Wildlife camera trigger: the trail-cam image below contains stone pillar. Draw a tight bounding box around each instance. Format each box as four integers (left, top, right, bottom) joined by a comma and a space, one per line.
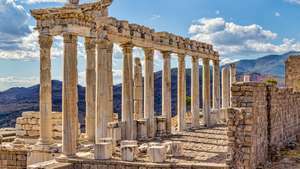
133, 57, 143, 120
121, 44, 134, 140
202, 58, 211, 127
177, 54, 186, 131
191, 56, 200, 129
96, 40, 113, 142
107, 45, 114, 123
62, 34, 78, 157
229, 63, 236, 106
144, 48, 155, 138
37, 34, 53, 145
221, 67, 230, 108
213, 60, 221, 110
85, 37, 96, 143
162, 51, 172, 134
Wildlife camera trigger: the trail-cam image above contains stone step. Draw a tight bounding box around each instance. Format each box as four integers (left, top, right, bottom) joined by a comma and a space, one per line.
2, 136, 16, 142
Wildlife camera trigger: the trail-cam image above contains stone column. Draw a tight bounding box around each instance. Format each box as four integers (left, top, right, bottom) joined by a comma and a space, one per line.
85, 37, 96, 143
96, 40, 113, 142
229, 63, 236, 106
177, 54, 186, 131
144, 48, 155, 138
107, 45, 114, 123
213, 60, 221, 110
134, 57, 143, 120
121, 44, 134, 140
202, 58, 211, 127
162, 51, 172, 134
62, 34, 78, 157
191, 56, 200, 129
37, 34, 53, 145
221, 67, 230, 108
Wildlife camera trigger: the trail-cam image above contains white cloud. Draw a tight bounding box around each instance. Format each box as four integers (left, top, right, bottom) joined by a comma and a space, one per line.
150, 14, 161, 20
275, 12, 281, 17
189, 17, 300, 59
285, 0, 300, 5
0, 76, 39, 91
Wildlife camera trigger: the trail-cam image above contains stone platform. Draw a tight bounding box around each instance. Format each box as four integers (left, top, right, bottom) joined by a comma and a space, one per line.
55, 125, 228, 169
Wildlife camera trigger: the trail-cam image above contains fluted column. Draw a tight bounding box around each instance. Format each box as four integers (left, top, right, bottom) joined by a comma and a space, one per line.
177, 54, 186, 131
121, 44, 134, 140
162, 51, 172, 134
222, 67, 230, 108
107, 44, 114, 124
144, 48, 155, 138
191, 56, 200, 129
202, 58, 211, 127
134, 57, 143, 120
213, 60, 221, 110
37, 34, 53, 145
62, 34, 78, 157
96, 40, 113, 142
85, 37, 96, 143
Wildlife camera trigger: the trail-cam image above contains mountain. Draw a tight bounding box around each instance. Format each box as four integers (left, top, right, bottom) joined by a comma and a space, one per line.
0, 51, 299, 128
234, 51, 300, 78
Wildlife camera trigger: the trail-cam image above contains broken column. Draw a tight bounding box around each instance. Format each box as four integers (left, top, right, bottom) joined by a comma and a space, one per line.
191, 56, 200, 129
121, 44, 135, 140
202, 58, 211, 127
148, 146, 166, 163
62, 33, 78, 157
37, 34, 53, 146
136, 119, 147, 140
94, 142, 112, 160
222, 67, 230, 108
162, 51, 172, 134
229, 63, 236, 106
134, 57, 143, 120
144, 48, 155, 138
177, 54, 186, 131
85, 37, 96, 143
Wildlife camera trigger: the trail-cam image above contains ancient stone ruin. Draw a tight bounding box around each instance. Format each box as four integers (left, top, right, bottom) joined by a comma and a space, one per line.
0, 1, 300, 169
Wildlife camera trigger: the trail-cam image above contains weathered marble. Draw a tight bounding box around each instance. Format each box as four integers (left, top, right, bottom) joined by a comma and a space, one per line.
148, 146, 166, 163
213, 60, 221, 110
133, 57, 143, 120
191, 56, 200, 129
94, 142, 112, 160
38, 34, 53, 146
222, 67, 230, 108
162, 51, 172, 134
62, 34, 78, 157
84, 37, 96, 143
202, 58, 211, 127
177, 54, 186, 131
144, 48, 156, 138
121, 44, 135, 140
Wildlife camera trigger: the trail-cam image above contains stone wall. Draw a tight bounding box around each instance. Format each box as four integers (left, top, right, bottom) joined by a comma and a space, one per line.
285, 56, 300, 92
268, 86, 300, 148
15, 111, 75, 141
0, 146, 27, 169
227, 82, 300, 169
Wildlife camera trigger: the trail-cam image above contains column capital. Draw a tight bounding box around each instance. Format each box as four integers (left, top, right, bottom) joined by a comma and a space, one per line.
230, 62, 236, 68
63, 34, 77, 44
121, 43, 134, 54
85, 37, 96, 49
202, 58, 210, 64
213, 59, 220, 65
143, 47, 154, 56
161, 51, 172, 59
191, 56, 199, 62
177, 53, 186, 58
39, 34, 53, 49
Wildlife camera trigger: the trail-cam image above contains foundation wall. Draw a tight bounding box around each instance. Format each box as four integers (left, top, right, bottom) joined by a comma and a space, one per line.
227, 82, 300, 169
0, 146, 27, 169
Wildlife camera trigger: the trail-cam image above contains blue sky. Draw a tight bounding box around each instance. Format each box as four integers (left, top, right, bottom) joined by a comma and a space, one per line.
1, 0, 300, 90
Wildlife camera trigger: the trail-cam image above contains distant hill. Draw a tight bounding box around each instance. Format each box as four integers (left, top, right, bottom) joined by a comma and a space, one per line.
0, 51, 299, 128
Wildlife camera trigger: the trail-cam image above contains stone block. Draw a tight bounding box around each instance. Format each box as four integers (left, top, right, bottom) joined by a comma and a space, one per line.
136, 119, 147, 140
121, 144, 138, 161
94, 142, 112, 160
148, 146, 166, 163
156, 116, 166, 137
164, 141, 183, 157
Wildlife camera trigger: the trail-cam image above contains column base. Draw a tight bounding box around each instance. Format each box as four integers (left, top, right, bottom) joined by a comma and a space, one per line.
28, 143, 61, 165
